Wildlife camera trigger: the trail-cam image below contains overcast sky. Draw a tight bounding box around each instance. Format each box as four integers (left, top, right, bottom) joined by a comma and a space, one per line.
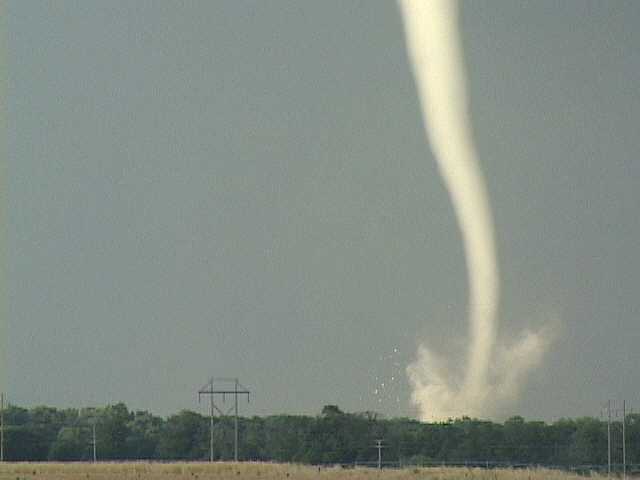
5, 1, 640, 422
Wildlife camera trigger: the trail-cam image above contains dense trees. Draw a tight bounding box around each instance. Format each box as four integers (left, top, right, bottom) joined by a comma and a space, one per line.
2, 402, 639, 473
156, 410, 209, 460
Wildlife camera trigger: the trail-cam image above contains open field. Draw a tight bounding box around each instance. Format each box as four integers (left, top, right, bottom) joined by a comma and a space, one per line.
0, 463, 621, 480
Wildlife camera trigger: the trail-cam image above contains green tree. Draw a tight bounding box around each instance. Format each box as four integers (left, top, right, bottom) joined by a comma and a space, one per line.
503, 415, 555, 464
321, 405, 344, 416
410, 421, 446, 463
95, 403, 133, 459
549, 418, 577, 466
126, 410, 163, 459
449, 417, 503, 463
4, 404, 28, 425
305, 407, 376, 464
4, 426, 49, 461
239, 416, 265, 460
626, 413, 640, 464
29, 406, 78, 460
4, 405, 72, 460
156, 410, 208, 460
570, 417, 607, 466
49, 426, 93, 461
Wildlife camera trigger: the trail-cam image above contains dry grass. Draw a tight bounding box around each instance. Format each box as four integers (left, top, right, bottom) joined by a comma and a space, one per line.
0, 463, 615, 480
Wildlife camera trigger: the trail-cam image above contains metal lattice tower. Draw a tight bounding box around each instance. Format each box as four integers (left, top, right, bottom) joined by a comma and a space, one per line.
198, 378, 250, 462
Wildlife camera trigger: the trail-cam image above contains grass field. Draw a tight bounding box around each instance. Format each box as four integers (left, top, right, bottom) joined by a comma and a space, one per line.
0, 463, 616, 480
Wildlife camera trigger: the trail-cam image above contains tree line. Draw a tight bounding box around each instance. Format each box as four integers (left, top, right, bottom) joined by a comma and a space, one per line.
2, 403, 639, 473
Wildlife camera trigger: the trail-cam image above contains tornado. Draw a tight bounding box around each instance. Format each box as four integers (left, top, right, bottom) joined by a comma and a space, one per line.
398, 0, 499, 419
398, 0, 552, 420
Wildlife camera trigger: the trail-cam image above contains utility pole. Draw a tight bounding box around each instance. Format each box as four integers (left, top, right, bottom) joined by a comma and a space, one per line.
606, 400, 611, 479
91, 425, 97, 462
615, 400, 631, 480
622, 400, 626, 480
603, 399, 633, 479
198, 378, 250, 462
374, 439, 386, 469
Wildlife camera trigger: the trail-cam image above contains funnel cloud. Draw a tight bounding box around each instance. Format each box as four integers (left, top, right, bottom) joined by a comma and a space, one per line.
398, 0, 551, 420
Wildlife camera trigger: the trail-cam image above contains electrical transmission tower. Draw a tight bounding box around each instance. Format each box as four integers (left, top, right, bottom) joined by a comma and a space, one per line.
602, 399, 634, 480
198, 378, 250, 462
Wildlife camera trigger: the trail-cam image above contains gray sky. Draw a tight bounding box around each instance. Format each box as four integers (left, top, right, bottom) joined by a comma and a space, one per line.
4, 1, 640, 422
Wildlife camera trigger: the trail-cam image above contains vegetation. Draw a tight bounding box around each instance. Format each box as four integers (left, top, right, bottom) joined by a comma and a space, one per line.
0, 462, 613, 480
1, 403, 639, 474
